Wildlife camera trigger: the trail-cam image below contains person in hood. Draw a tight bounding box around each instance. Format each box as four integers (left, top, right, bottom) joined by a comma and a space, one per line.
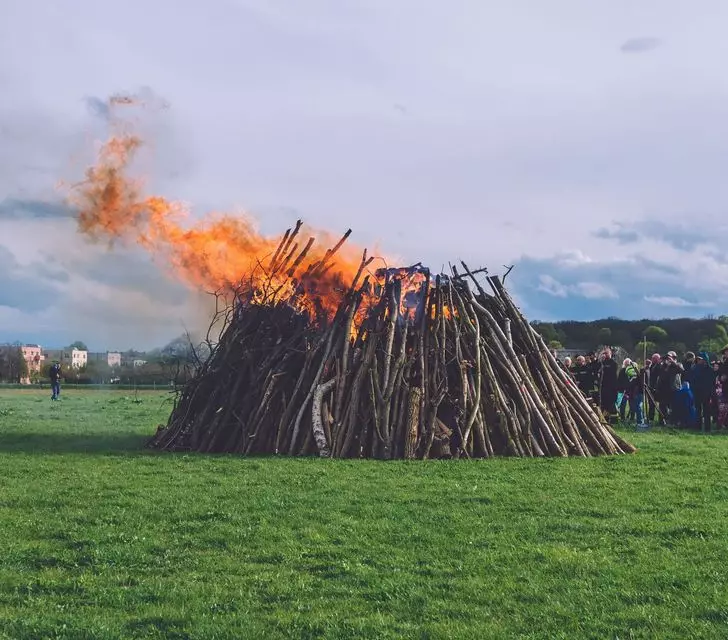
688, 352, 717, 431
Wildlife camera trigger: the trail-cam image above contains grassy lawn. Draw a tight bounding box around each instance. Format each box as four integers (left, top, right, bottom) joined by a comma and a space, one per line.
0, 389, 727, 639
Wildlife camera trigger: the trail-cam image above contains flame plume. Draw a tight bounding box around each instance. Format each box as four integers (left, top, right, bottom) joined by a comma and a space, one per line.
67, 94, 376, 320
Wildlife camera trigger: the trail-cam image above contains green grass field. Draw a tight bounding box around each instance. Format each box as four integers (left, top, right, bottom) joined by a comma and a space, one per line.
1, 388, 727, 639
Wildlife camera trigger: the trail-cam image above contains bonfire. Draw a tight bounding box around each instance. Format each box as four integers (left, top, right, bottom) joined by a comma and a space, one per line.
68, 93, 634, 460
150, 222, 635, 459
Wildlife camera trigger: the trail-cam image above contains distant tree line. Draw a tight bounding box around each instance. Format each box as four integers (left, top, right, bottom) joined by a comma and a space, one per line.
53, 334, 205, 386
533, 316, 728, 359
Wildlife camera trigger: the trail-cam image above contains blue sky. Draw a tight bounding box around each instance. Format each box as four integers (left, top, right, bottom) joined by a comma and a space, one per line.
1, 0, 728, 350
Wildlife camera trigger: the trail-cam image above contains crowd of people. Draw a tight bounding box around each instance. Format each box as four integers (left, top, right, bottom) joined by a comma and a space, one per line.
557, 346, 728, 430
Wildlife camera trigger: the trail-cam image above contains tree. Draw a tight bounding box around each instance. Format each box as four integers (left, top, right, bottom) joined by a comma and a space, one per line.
82, 360, 112, 384
597, 327, 612, 343
715, 323, 728, 347
698, 337, 722, 356
548, 340, 564, 350
0, 344, 28, 383
68, 341, 88, 351
633, 340, 657, 361
644, 326, 668, 343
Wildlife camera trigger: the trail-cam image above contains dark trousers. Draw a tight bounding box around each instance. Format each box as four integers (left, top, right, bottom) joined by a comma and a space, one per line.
51, 380, 60, 399
646, 390, 657, 422
695, 398, 712, 431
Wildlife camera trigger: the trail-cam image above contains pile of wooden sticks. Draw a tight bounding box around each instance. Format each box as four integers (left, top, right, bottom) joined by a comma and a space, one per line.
150, 223, 635, 459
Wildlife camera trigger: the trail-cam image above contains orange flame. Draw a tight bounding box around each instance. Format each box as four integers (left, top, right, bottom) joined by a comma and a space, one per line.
66, 94, 374, 321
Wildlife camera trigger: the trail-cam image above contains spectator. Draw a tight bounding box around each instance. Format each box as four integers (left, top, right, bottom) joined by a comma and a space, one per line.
672, 381, 696, 428
572, 355, 593, 396
627, 360, 647, 427
683, 351, 696, 375
688, 352, 716, 432
657, 351, 684, 424
598, 349, 619, 419
719, 346, 728, 385
617, 358, 638, 421
717, 347, 728, 429
645, 353, 662, 424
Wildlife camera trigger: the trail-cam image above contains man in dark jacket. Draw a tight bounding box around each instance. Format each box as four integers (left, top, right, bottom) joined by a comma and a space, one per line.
586, 351, 600, 404
689, 352, 716, 432
598, 349, 619, 419
658, 351, 684, 424
683, 351, 696, 375
572, 355, 593, 397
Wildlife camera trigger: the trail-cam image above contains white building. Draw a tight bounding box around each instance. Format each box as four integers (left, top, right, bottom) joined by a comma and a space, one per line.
69, 349, 88, 369
44, 348, 88, 369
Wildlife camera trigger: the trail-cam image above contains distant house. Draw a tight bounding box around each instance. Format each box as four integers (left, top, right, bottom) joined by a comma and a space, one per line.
20, 344, 44, 384
88, 351, 122, 368
43, 348, 88, 369
133, 359, 147, 368
70, 349, 88, 369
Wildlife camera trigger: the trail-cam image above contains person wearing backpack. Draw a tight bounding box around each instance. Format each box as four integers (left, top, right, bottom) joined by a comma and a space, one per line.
49, 361, 62, 401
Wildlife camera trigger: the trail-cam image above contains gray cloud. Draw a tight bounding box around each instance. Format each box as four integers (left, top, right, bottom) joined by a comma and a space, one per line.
620, 37, 662, 54
83, 96, 111, 120
596, 219, 721, 253
60, 249, 189, 307
511, 250, 723, 322
0, 246, 62, 313
594, 225, 641, 244
0, 197, 74, 220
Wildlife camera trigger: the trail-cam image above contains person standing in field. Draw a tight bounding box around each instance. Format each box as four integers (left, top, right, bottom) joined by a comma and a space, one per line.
49, 361, 62, 401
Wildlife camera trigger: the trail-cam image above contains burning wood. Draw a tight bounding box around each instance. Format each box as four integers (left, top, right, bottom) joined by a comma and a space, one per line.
150, 224, 635, 459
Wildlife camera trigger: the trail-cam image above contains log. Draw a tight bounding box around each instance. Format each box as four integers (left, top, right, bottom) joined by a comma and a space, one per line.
312, 378, 336, 456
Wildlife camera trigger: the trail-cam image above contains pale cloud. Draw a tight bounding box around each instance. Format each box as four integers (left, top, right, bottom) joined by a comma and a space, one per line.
536, 276, 618, 301
571, 282, 619, 300
643, 296, 711, 308
2, 0, 728, 347
537, 275, 568, 298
